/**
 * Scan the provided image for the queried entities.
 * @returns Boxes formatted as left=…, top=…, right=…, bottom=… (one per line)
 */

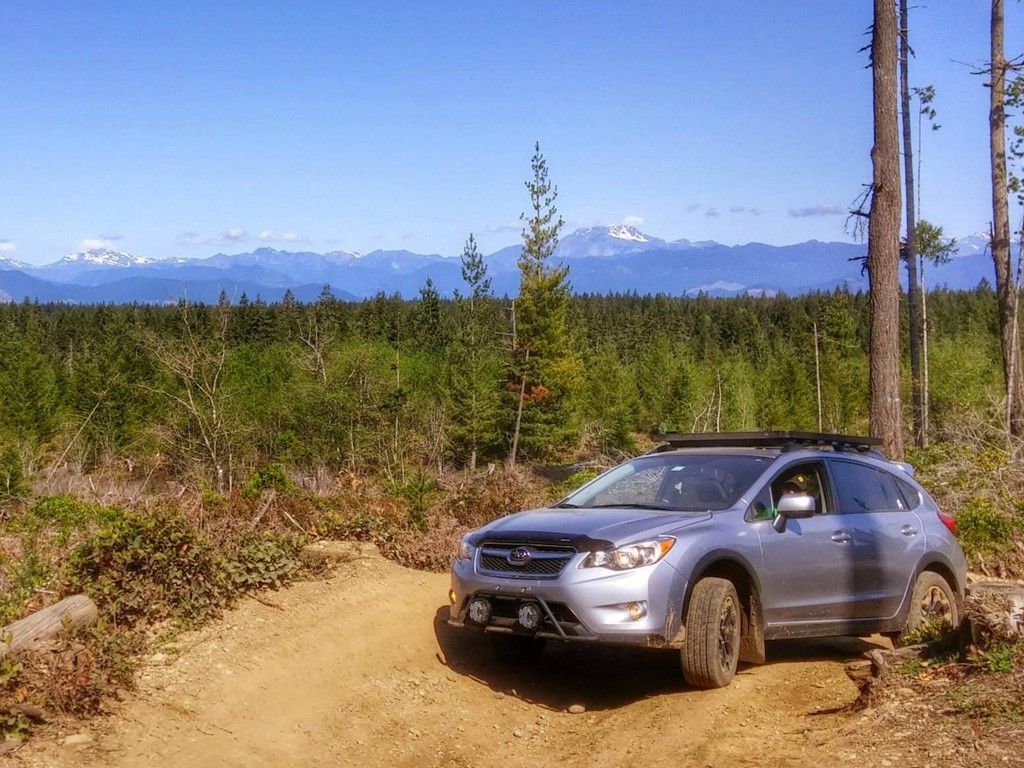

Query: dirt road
left=11, top=546, right=885, bottom=768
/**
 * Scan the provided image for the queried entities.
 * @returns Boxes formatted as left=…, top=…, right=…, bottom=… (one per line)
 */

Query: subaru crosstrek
left=447, top=432, right=966, bottom=688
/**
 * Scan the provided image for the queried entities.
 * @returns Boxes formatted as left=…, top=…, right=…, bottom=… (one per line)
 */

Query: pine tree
left=415, top=277, right=444, bottom=350
left=509, top=143, right=582, bottom=462
left=449, top=234, right=502, bottom=468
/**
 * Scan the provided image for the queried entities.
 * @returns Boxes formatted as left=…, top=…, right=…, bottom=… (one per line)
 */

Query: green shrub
left=242, top=464, right=295, bottom=498
left=982, top=644, right=1017, bottom=674
left=227, top=535, right=302, bottom=591
left=66, top=509, right=232, bottom=626
left=957, top=497, right=1019, bottom=558
left=389, top=471, right=439, bottom=532
left=18, top=495, right=124, bottom=540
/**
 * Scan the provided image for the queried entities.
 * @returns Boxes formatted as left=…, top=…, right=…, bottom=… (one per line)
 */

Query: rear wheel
left=899, top=571, right=960, bottom=641
left=681, top=577, right=741, bottom=689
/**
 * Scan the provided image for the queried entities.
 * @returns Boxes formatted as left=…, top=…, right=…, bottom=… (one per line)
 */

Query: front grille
left=477, top=542, right=575, bottom=579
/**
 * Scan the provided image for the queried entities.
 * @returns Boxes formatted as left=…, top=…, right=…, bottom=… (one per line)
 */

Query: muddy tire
left=900, top=570, right=960, bottom=639
left=489, top=634, right=547, bottom=662
left=681, top=577, right=741, bottom=689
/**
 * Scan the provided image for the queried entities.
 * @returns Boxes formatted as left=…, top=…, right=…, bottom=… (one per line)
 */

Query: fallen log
left=0, top=595, right=98, bottom=659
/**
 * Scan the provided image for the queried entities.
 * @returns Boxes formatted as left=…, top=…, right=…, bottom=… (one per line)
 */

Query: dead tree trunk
left=989, top=0, right=1024, bottom=437
left=868, top=0, right=905, bottom=460
left=900, top=0, right=925, bottom=448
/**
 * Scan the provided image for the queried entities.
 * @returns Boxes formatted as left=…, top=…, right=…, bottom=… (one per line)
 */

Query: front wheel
left=898, top=571, right=960, bottom=642
left=681, top=577, right=741, bottom=689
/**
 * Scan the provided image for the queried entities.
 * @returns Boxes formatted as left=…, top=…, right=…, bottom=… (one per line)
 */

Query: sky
left=1, top=1, right=1021, bottom=266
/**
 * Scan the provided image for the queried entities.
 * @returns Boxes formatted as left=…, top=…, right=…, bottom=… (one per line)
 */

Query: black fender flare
left=677, top=549, right=766, bottom=664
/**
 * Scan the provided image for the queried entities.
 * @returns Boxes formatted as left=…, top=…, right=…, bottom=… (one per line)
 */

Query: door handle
left=830, top=531, right=851, bottom=543
left=900, top=525, right=919, bottom=536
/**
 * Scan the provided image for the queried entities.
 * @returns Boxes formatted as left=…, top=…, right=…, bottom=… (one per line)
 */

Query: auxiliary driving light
left=626, top=601, right=648, bottom=621
left=517, top=602, right=542, bottom=630
left=467, top=597, right=492, bottom=624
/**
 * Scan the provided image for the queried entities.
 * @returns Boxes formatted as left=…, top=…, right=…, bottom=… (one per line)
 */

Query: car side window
left=830, top=460, right=903, bottom=513
left=895, top=476, right=922, bottom=510
left=748, top=461, right=829, bottom=519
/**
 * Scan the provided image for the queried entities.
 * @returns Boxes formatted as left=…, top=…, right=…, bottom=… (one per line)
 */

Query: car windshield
left=561, top=453, right=772, bottom=512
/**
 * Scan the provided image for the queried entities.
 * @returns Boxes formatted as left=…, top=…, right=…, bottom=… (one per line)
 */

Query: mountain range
left=0, top=225, right=1010, bottom=305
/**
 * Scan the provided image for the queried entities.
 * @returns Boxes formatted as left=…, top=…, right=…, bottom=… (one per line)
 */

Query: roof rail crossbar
left=651, top=431, right=883, bottom=453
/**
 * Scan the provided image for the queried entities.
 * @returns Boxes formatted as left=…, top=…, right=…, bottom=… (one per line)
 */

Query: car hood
left=470, top=507, right=713, bottom=551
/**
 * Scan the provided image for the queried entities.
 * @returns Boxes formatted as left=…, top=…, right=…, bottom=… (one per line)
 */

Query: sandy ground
left=6, top=547, right=893, bottom=768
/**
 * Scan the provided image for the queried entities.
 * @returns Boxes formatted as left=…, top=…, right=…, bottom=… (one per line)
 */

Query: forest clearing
left=2, top=1, right=1024, bottom=766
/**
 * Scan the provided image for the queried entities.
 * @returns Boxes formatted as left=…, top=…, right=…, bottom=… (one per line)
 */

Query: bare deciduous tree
left=142, top=302, right=233, bottom=489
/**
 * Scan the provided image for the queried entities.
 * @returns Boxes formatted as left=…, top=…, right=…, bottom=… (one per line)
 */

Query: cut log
left=965, top=579, right=1024, bottom=644
left=0, top=595, right=98, bottom=659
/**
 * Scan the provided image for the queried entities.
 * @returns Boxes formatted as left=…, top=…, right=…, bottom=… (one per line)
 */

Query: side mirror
left=772, top=493, right=816, bottom=533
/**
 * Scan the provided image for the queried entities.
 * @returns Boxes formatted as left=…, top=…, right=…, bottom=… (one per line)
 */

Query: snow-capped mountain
left=31, top=248, right=160, bottom=282
left=0, top=255, right=28, bottom=271
left=556, top=225, right=673, bottom=258
left=952, top=232, right=992, bottom=257
left=0, top=225, right=1013, bottom=304
left=59, top=248, right=157, bottom=267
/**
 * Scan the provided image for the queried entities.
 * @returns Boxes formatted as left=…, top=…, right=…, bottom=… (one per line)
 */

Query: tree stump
left=0, top=595, right=98, bottom=659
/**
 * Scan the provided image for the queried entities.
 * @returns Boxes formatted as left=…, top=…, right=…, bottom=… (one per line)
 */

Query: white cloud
left=484, top=222, right=521, bottom=235
left=0, top=240, right=15, bottom=254
left=177, top=228, right=250, bottom=247
left=623, top=214, right=644, bottom=227
left=258, top=230, right=303, bottom=243
left=79, top=237, right=120, bottom=250
left=789, top=204, right=843, bottom=218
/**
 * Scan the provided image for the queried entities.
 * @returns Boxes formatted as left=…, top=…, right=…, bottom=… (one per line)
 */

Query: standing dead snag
left=899, top=0, right=926, bottom=448
left=986, top=0, right=1024, bottom=437
left=868, top=0, right=905, bottom=460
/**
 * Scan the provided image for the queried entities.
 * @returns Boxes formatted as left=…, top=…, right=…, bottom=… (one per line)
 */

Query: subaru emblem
left=507, top=547, right=532, bottom=566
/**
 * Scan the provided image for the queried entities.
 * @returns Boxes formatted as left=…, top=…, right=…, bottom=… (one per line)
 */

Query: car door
left=826, top=458, right=926, bottom=620
left=752, top=460, right=857, bottom=625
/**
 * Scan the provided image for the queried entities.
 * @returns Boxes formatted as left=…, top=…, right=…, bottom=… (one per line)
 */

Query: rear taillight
left=937, top=509, right=957, bottom=536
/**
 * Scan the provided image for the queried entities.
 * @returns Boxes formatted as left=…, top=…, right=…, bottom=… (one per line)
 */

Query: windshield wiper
left=587, top=503, right=671, bottom=510
left=552, top=501, right=579, bottom=508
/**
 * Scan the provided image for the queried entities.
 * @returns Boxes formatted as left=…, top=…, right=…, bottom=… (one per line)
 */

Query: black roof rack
left=651, top=431, right=883, bottom=454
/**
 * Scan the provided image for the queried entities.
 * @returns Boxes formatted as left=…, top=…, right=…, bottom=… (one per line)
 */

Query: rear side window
left=830, top=460, right=904, bottom=513
left=895, top=477, right=922, bottom=510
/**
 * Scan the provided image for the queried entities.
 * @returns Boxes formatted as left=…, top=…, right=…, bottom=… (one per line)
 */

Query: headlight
left=456, top=535, right=474, bottom=561
left=582, top=537, right=675, bottom=570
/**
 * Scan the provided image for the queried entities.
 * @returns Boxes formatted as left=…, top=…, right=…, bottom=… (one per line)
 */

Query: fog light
left=468, top=597, right=492, bottom=624
left=626, top=601, right=647, bottom=621
left=448, top=589, right=457, bottom=605
left=517, top=602, right=542, bottom=630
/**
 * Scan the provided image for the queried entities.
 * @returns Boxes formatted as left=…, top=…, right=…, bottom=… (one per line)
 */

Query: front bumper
left=448, top=555, right=686, bottom=648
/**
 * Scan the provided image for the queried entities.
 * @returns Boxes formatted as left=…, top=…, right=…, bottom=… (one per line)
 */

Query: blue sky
left=1, top=1, right=1021, bottom=265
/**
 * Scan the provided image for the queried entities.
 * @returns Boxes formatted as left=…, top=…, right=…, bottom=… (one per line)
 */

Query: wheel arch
left=682, top=550, right=766, bottom=664
left=913, top=552, right=963, bottom=597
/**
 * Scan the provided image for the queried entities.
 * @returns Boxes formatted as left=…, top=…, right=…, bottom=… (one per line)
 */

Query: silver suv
left=447, top=432, right=966, bottom=688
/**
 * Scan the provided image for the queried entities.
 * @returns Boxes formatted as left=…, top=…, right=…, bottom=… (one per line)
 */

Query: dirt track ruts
left=7, top=547, right=885, bottom=768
